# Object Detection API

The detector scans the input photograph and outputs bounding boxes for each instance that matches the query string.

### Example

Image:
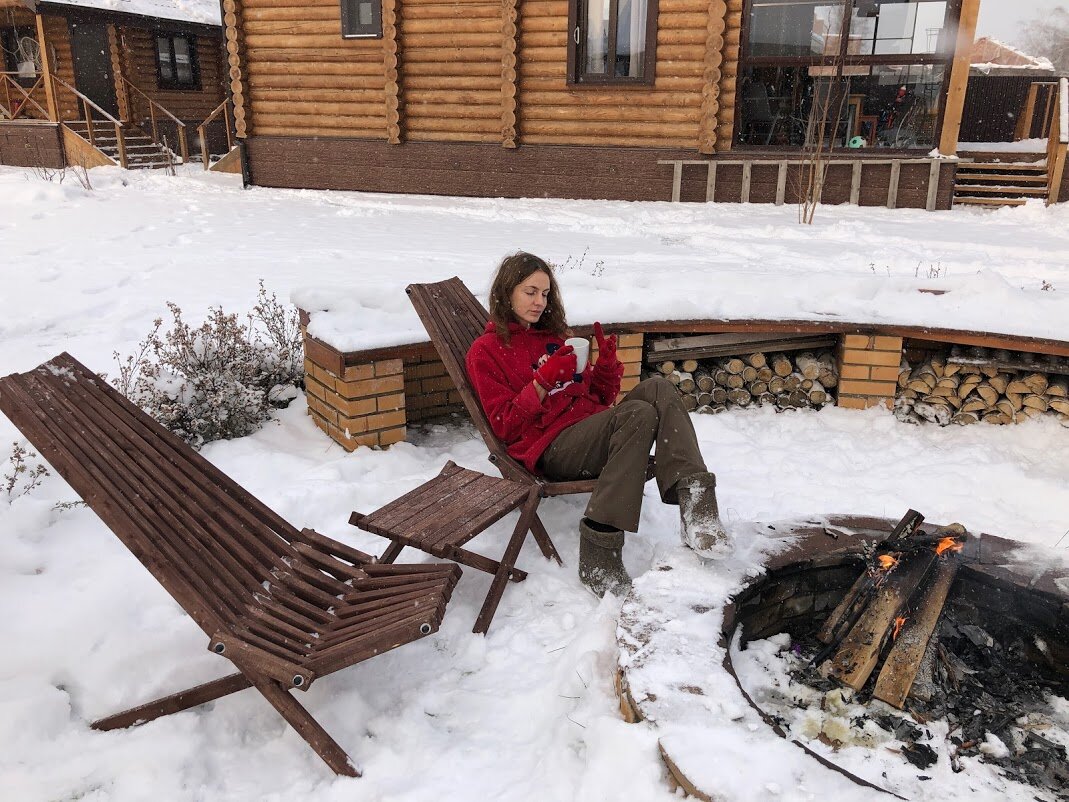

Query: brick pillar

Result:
[836,334,903,409]
[304,356,407,450]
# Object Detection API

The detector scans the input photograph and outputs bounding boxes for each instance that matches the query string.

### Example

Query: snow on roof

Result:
[40,0,221,26]
[970,37,1055,73]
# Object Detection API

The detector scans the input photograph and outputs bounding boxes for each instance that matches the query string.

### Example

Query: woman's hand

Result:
[534,345,576,390]
[593,322,618,366]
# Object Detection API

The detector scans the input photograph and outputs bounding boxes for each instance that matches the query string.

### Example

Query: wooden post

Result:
[382,0,401,144]
[107,25,130,122]
[705,161,717,201]
[670,161,683,202]
[886,160,901,209]
[740,161,752,203]
[938,0,980,156]
[849,160,862,205]
[925,159,941,211]
[114,122,127,168]
[34,14,58,122]
[1015,83,1040,141]
[500,0,519,148]
[775,161,787,204]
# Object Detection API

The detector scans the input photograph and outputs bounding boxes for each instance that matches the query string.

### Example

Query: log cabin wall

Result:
[517,0,708,150]
[41,14,78,121]
[400,0,503,144]
[240,0,387,138]
[116,26,225,124]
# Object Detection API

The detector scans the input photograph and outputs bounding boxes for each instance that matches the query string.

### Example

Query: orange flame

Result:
[893,616,907,641]
[935,537,963,556]
[877,554,899,570]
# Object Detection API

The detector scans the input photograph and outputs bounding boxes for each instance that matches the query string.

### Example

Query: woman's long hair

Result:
[488,252,568,345]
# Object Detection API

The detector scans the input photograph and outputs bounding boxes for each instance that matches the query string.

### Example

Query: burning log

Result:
[873,544,962,708]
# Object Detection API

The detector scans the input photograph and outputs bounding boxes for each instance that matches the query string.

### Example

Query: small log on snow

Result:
[713,369,731,387]
[681,359,699,374]
[727,388,751,406]
[1047,379,1068,397]
[807,381,827,406]
[783,373,803,392]
[741,365,758,383]
[913,401,952,426]
[756,366,774,383]
[1049,398,1069,415]
[818,368,838,389]
[768,376,786,394]
[757,392,777,405]
[722,357,746,375]
[695,371,714,392]
[974,383,999,406]
[951,411,980,425]
[1023,394,1049,412]
[710,387,728,405]
[678,372,696,393]
[749,380,769,396]
[897,362,912,389]
[873,552,960,709]
[725,373,745,390]
[658,361,676,375]
[697,391,714,407]
[960,398,987,414]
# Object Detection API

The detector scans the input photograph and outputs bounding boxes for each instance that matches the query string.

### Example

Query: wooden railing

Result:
[196,98,234,169]
[1014,81,1059,142]
[50,75,128,168]
[120,75,189,164]
[659,157,947,211]
[0,72,49,120]
[1048,78,1068,205]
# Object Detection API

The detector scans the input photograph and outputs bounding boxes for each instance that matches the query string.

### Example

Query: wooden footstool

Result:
[350,461,559,633]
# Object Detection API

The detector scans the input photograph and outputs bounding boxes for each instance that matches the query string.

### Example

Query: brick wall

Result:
[304,356,407,450]
[836,334,904,409]
[403,345,466,424]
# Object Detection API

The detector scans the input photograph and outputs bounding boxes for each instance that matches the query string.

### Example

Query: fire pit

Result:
[616,516,1069,801]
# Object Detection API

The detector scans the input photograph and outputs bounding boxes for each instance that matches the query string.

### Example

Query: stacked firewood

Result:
[895,346,1069,426]
[652,350,838,413]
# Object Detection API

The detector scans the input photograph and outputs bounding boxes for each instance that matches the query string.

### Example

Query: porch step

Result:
[953,159,1050,208]
[953,184,1047,196]
[958,162,1047,172]
[953,196,1028,207]
[63,120,177,169]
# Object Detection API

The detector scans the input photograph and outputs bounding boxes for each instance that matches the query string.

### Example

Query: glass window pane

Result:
[156,37,174,81]
[737,65,817,146]
[832,63,945,148]
[614,0,648,78]
[358,1,373,26]
[174,37,193,83]
[584,0,610,74]
[749,1,846,58]
[851,1,947,56]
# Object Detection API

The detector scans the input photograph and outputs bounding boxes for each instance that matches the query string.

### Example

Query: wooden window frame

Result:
[154,32,200,91]
[734,0,960,151]
[340,0,383,39]
[566,0,660,87]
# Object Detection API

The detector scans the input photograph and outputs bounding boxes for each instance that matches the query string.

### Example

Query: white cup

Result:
[565,337,590,375]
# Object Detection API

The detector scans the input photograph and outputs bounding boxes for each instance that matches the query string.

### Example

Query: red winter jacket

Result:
[466,321,623,473]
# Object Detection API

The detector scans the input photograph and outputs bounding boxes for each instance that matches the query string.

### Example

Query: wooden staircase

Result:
[952,162,1048,208]
[65,119,175,170]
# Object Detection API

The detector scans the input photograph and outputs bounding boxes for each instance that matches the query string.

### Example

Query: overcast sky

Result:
[974,0,1066,46]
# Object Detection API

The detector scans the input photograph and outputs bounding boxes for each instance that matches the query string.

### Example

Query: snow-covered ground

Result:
[2,165,1068,802]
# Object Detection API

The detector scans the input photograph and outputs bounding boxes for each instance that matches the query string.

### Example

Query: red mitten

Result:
[534,345,576,390]
[593,322,618,367]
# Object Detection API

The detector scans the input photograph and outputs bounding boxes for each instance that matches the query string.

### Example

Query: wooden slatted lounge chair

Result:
[0,353,462,777]
[350,277,651,633]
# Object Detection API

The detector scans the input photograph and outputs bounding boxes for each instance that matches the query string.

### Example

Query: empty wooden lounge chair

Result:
[350,277,651,633]
[0,353,462,776]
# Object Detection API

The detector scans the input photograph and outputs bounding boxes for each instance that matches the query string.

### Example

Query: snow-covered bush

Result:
[3,442,50,501]
[111,282,304,449]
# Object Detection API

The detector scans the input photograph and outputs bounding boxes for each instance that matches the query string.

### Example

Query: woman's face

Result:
[510,270,551,328]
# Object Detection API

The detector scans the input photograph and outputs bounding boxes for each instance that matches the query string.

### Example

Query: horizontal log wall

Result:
[118,26,226,123]
[518,0,712,149]
[241,0,387,138]
[42,14,78,121]
[0,122,64,167]
[401,0,503,144]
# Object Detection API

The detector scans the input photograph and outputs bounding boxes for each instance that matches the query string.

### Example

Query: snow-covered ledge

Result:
[297,302,1069,452]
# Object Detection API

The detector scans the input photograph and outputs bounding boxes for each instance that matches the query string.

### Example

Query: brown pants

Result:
[539,376,708,532]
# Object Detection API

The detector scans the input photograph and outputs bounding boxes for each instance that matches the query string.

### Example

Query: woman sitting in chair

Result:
[465,252,731,597]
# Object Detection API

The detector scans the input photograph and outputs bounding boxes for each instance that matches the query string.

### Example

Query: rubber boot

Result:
[578,519,632,598]
[676,472,733,560]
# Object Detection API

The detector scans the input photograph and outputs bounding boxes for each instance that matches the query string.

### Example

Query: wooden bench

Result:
[0,353,462,776]
[351,461,540,633]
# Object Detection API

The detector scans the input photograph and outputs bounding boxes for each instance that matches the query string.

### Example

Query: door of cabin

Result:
[68,21,118,119]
